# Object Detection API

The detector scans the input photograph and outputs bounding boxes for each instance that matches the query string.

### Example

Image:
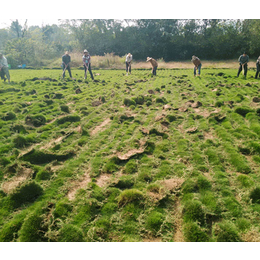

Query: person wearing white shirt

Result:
[125,53,132,75]
[0,53,10,83]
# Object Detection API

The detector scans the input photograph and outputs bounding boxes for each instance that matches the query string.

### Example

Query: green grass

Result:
[1,68,260,241]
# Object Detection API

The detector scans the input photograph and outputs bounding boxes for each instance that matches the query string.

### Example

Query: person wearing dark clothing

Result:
[237,52,249,78]
[62,51,72,78]
[82,49,94,80]
[255,56,260,79]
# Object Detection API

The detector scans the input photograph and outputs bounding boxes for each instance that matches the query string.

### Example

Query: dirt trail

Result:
[173,198,185,242]
[90,118,111,135]
[96,173,111,187]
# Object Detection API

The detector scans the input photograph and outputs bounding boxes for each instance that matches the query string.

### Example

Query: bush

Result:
[60,105,70,113]
[124,160,137,174]
[58,224,84,242]
[101,202,118,216]
[197,175,212,191]
[53,200,73,219]
[123,98,136,107]
[114,175,135,190]
[234,107,254,117]
[36,169,53,181]
[237,175,254,188]
[249,187,260,204]
[9,181,44,208]
[13,135,29,148]
[183,222,209,242]
[118,189,144,207]
[155,97,167,104]
[1,112,16,121]
[19,210,47,242]
[213,221,242,242]
[26,115,46,127]
[183,200,205,225]
[0,215,25,241]
[56,115,80,125]
[145,211,164,234]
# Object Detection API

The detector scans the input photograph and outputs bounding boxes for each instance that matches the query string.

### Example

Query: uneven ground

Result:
[1,68,260,242]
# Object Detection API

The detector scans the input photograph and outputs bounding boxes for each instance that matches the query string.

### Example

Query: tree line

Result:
[1,19,260,67]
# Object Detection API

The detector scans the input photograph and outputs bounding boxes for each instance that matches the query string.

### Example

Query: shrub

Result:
[118,189,144,207]
[123,98,136,107]
[213,221,242,242]
[237,175,254,188]
[124,160,138,174]
[9,181,44,208]
[0,215,25,241]
[234,107,254,117]
[13,135,29,148]
[36,169,53,181]
[101,202,118,216]
[249,187,260,204]
[114,176,135,190]
[183,200,205,225]
[155,97,167,104]
[133,95,145,105]
[53,200,73,219]
[56,115,80,125]
[183,222,209,242]
[19,210,47,242]
[197,175,212,191]
[145,211,164,234]
[236,218,251,232]
[1,112,16,121]
[60,105,70,113]
[26,115,46,127]
[223,197,242,218]
[58,224,84,242]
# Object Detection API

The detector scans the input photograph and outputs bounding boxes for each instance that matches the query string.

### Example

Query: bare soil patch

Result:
[90,118,111,136]
[67,172,91,200]
[1,167,34,194]
[96,174,111,187]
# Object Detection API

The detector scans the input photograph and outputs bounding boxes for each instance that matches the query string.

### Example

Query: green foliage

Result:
[114,175,135,190]
[213,221,242,242]
[234,107,254,117]
[118,189,144,207]
[183,200,205,225]
[53,200,72,219]
[183,222,209,242]
[19,209,47,242]
[236,175,254,188]
[145,211,164,234]
[58,224,84,242]
[124,160,137,174]
[56,115,80,125]
[249,187,260,204]
[9,181,44,208]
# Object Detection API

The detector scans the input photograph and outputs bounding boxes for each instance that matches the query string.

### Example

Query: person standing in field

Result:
[0,53,10,83]
[237,52,249,78]
[126,53,132,75]
[82,50,94,80]
[191,55,202,77]
[255,56,260,79]
[62,51,72,79]
[146,57,158,76]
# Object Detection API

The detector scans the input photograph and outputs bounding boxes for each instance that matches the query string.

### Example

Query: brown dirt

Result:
[96,174,111,187]
[117,147,146,160]
[241,228,260,242]
[1,167,34,194]
[160,178,184,192]
[67,172,92,201]
[90,118,111,135]
[173,198,185,242]
[39,136,64,150]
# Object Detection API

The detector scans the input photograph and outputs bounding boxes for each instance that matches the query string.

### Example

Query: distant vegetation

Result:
[1,19,260,68]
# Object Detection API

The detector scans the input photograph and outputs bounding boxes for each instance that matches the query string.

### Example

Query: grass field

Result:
[1,67,260,242]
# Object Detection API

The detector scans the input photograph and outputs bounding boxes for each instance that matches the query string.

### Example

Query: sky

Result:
[1,0,258,30]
